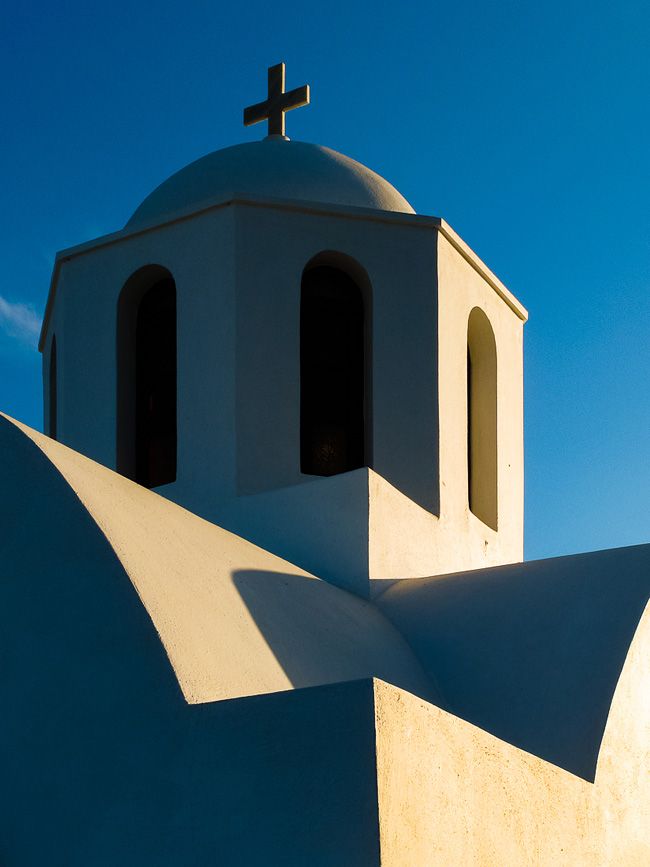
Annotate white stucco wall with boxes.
[435,227,525,568]
[40,196,526,593]
[374,592,650,865]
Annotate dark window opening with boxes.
[135,278,177,488]
[117,269,177,489]
[49,336,57,440]
[301,265,366,476]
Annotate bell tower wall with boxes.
[40,197,526,595]
[436,225,525,568]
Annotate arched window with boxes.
[467,307,497,530]
[117,266,177,488]
[301,263,367,476]
[49,335,57,440]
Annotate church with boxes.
[1,64,648,865]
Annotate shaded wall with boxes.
[376,545,650,780]
[0,415,381,866]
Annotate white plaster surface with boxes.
[374,597,650,865]
[436,229,525,566]
[3,413,435,705]
[376,544,650,781]
[127,139,415,229]
[1,409,648,864]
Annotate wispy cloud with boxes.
[0,295,41,347]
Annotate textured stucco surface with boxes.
[435,229,525,568]
[374,601,649,865]
[375,544,650,781]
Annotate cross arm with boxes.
[243,100,270,127]
[283,84,310,111]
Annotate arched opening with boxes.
[49,335,57,440]
[300,262,368,476]
[467,307,497,530]
[117,266,177,488]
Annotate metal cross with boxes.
[243,63,310,139]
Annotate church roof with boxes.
[3,410,650,861]
[0,412,435,706]
[126,139,415,229]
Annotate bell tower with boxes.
[39,64,527,597]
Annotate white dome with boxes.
[126,139,414,228]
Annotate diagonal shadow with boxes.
[375,545,650,781]
[231,568,441,706]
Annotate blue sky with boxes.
[2,0,649,560]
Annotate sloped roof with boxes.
[0,412,435,705]
[2,410,648,783]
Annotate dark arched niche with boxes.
[49,335,57,440]
[467,307,497,530]
[300,253,371,477]
[117,265,177,488]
